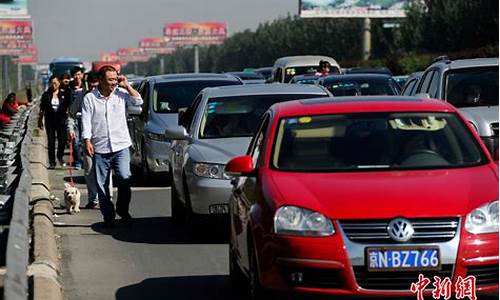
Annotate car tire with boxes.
[171,181,186,227]
[182,174,198,231]
[229,224,246,293]
[248,242,270,300]
[141,143,150,181]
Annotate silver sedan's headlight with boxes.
[274,206,335,237]
[465,201,499,234]
[193,162,230,179]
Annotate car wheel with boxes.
[182,174,197,230]
[229,228,246,292]
[248,242,270,300]
[141,142,150,181]
[171,181,186,226]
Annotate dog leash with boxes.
[68,135,75,187]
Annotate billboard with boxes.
[100,52,120,62]
[116,48,151,63]
[0,19,33,55]
[0,0,28,17]
[164,22,227,46]
[13,47,37,65]
[299,0,407,18]
[139,37,175,55]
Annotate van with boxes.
[272,55,341,83]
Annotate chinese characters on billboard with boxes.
[139,37,175,55]
[0,19,37,63]
[163,22,227,46]
[299,0,407,18]
[116,48,151,63]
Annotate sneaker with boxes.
[48,163,56,169]
[74,164,82,170]
[58,159,67,167]
[84,201,99,209]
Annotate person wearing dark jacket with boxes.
[39,75,70,169]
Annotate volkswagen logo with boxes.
[387,218,414,242]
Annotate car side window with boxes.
[419,70,435,94]
[139,82,150,118]
[402,79,416,96]
[428,71,440,98]
[275,68,282,82]
[185,95,203,133]
[249,114,270,166]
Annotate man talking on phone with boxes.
[81,65,143,228]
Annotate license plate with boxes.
[209,204,229,214]
[366,247,441,271]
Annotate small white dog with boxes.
[63,183,81,214]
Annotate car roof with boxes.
[273,55,339,68]
[271,96,458,117]
[146,73,241,83]
[431,57,499,70]
[201,83,330,98]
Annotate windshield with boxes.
[199,94,324,139]
[50,63,84,77]
[323,77,400,96]
[153,80,239,113]
[272,112,485,171]
[445,66,499,107]
[285,65,340,83]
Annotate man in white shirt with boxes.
[82,65,143,227]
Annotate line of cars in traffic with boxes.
[125,54,498,299]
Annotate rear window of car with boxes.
[445,66,499,107]
[199,93,325,139]
[153,80,240,113]
[272,112,486,171]
[322,77,400,96]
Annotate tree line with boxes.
[123,0,498,76]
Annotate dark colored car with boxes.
[318,74,401,96]
[127,73,243,177]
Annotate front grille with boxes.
[354,264,454,290]
[490,122,499,137]
[283,268,344,289]
[339,218,459,244]
[467,265,499,287]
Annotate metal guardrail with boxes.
[0,103,35,300]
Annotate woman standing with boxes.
[39,75,70,169]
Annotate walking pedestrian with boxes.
[68,72,112,209]
[68,66,86,169]
[39,75,70,169]
[82,66,143,227]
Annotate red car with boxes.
[225,96,499,299]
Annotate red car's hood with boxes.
[268,165,499,220]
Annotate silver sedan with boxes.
[165,83,331,226]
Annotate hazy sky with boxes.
[28,0,299,63]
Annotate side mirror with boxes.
[165,126,188,140]
[225,155,255,177]
[127,106,142,116]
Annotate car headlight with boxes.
[193,163,230,179]
[147,132,170,142]
[274,206,335,237]
[465,201,499,234]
